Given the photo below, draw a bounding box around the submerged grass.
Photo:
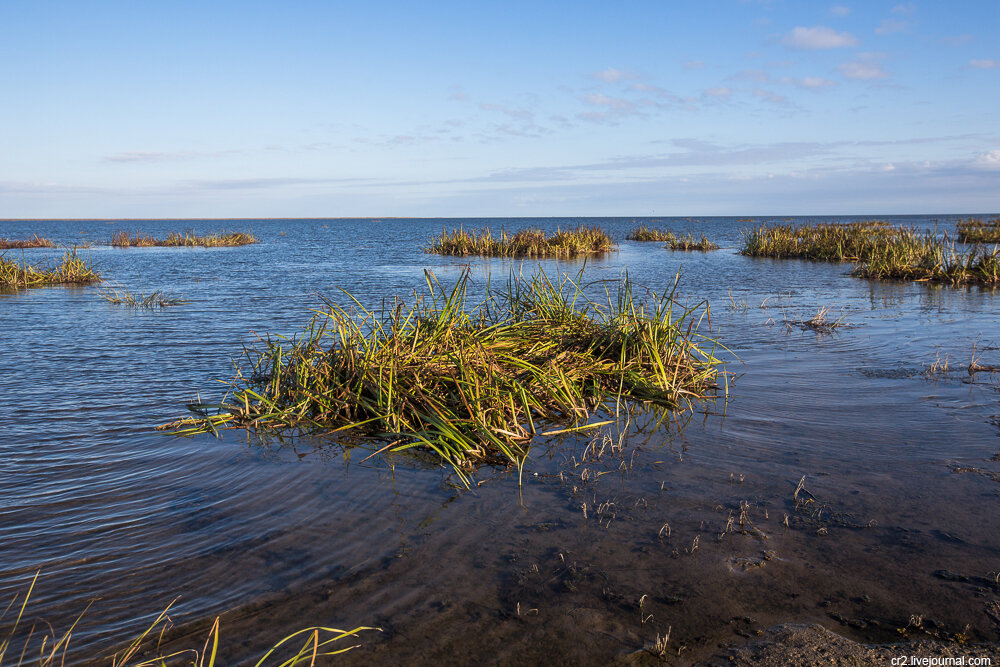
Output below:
[740,222,1000,286]
[100,284,188,308]
[0,249,100,288]
[0,572,377,666]
[425,226,615,257]
[163,269,725,483]
[111,230,258,247]
[0,234,56,250]
[956,218,1000,244]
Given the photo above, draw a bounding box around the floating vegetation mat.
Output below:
[0,234,55,250]
[740,222,1000,286]
[100,284,187,308]
[956,218,1000,244]
[111,230,258,247]
[0,249,100,288]
[163,270,725,482]
[425,226,615,257]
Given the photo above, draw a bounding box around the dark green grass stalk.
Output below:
[956,218,1000,244]
[111,230,258,247]
[0,234,56,250]
[163,269,725,483]
[740,222,1000,286]
[0,249,100,288]
[425,226,615,257]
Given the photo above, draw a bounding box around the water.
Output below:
[1,216,998,663]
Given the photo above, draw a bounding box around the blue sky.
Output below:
[1,0,997,217]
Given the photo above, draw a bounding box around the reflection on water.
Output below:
[2,216,999,662]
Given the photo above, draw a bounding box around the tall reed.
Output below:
[425,226,615,257]
[0,249,100,288]
[163,269,725,482]
[626,226,673,242]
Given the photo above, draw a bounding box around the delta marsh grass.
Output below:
[0,234,56,250]
[111,230,258,248]
[740,222,1000,286]
[956,218,1000,244]
[163,269,725,483]
[425,226,614,258]
[0,572,377,666]
[0,249,100,288]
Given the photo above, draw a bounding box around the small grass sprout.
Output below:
[0,248,100,288]
[425,226,615,258]
[663,233,719,252]
[162,269,727,484]
[100,284,188,308]
[111,230,258,247]
[0,234,56,250]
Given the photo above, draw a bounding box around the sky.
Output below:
[1,0,998,218]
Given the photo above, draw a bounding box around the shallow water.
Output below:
[2,216,999,663]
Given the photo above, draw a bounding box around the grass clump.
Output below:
[425,226,615,258]
[163,269,725,483]
[0,234,56,250]
[0,249,100,288]
[100,284,188,308]
[626,226,673,242]
[664,233,719,252]
[740,222,1000,286]
[956,218,1000,243]
[1,572,377,666]
[111,230,258,247]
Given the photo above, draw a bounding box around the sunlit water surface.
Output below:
[1,217,998,663]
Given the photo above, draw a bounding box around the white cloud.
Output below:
[591,67,636,83]
[683,60,706,70]
[969,59,998,69]
[875,19,910,35]
[838,61,889,80]
[830,5,851,16]
[782,26,858,49]
[752,88,789,105]
[702,87,733,99]
[891,3,916,14]
[780,76,838,88]
[976,149,1000,168]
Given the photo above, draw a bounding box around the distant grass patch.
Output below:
[162,269,725,483]
[0,234,56,250]
[425,226,615,258]
[956,218,1000,244]
[100,284,187,308]
[664,233,720,251]
[0,249,100,288]
[626,226,673,242]
[111,230,258,247]
[740,221,1000,286]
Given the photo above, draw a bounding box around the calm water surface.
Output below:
[2,216,999,663]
